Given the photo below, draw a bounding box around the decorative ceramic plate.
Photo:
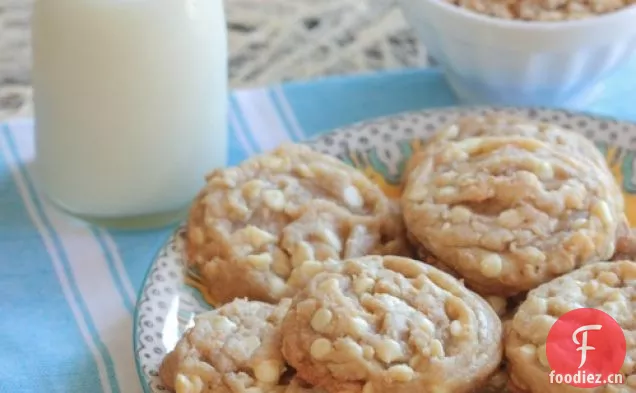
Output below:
[133,106,636,393]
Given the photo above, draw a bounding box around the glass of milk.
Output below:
[31,0,228,229]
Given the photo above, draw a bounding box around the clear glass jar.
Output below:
[32,0,228,229]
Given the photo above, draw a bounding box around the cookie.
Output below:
[185,143,408,304]
[407,241,511,318]
[402,116,622,213]
[402,135,625,297]
[281,255,503,393]
[407,235,523,318]
[159,298,292,393]
[407,115,610,176]
[341,246,515,393]
[505,260,636,393]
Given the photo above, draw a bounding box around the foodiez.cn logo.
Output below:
[546,308,627,388]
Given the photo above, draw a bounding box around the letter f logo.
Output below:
[572,324,602,369]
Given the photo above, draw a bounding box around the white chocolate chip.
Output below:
[455,137,485,152]
[522,246,546,264]
[572,218,588,229]
[338,339,363,358]
[228,194,250,219]
[443,125,460,139]
[592,201,613,227]
[269,280,286,299]
[449,206,472,224]
[262,156,287,170]
[444,145,469,161]
[271,248,292,278]
[564,192,584,210]
[418,317,436,334]
[242,179,265,199]
[246,253,273,271]
[438,171,459,185]
[430,339,445,358]
[263,190,286,212]
[362,382,374,393]
[254,360,281,383]
[291,242,316,268]
[602,301,629,317]
[353,277,375,295]
[526,297,547,314]
[209,316,237,333]
[607,290,624,302]
[362,345,375,359]
[311,308,334,332]
[235,370,255,385]
[547,298,574,315]
[497,209,524,229]
[299,260,326,278]
[583,280,600,296]
[343,186,364,208]
[284,204,301,217]
[318,277,341,293]
[517,171,540,185]
[243,336,261,357]
[294,163,314,178]
[175,374,204,393]
[480,253,503,278]
[444,296,465,320]
[387,364,415,382]
[598,271,620,286]
[376,338,403,363]
[348,317,370,337]
[407,187,429,202]
[242,226,277,248]
[210,176,235,188]
[319,228,343,252]
[437,186,458,198]
[535,161,554,180]
[449,320,463,337]
[519,344,537,358]
[310,338,333,359]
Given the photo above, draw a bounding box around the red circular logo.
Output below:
[546,308,626,388]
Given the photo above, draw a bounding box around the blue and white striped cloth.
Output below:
[2,67,636,393]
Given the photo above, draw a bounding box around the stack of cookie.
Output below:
[183,144,410,304]
[401,116,635,393]
[159,116,635,393]
[402,115,629,309]
[160,255,503,393]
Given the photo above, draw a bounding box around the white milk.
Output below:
[32,0,228,227]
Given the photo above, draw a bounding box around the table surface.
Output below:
[0,0,427,119]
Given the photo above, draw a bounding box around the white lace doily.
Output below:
[0,0,426,120]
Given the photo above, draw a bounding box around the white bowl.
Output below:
[396,0,636,106]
